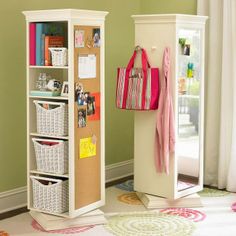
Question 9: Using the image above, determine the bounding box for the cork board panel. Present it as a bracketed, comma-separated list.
[74, 25, 101, 209]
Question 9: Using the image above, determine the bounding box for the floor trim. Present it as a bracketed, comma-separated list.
[105, 159, 134, 183]
[0, 159, 134, 215]
[0, 186, 27, 214]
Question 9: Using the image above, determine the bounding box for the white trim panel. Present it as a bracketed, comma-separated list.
[0, 160, 133, 214]
[0, 187, 27, 214]
[22, 9, 108, 22]
[132, 14, 208, 25]
[105, 159, 134, 183]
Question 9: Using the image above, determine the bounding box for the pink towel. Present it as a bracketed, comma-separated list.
[155, 47, 175, 174]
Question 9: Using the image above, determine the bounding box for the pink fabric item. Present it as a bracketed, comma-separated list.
[155, 47, 175, 174]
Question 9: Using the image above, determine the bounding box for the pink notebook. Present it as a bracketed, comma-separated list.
[29, 23, 36, 65]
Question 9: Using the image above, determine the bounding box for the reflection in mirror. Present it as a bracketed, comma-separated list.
[177, 29, 201, 191]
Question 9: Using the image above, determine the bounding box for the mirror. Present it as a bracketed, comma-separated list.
[177, 29, 201, 191]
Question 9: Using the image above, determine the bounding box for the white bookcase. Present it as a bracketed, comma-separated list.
[23, 9, 108, 218]
[132, 14, 208, 199]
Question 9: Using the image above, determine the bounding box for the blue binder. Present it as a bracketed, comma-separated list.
[36, 23, 49, 66]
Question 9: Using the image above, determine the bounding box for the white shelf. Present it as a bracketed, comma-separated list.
[24, 8, 107, 218]
[29, 95, 68, 100]
[30, 133, 69, 140]
[28, 207, 70, 218]
[29, 65, 68, 69]
[30, 170, 69, 178]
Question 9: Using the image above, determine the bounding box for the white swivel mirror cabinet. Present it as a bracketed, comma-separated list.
[133, 14, 208, 199]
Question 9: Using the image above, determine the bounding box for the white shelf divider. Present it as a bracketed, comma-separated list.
[30, 170, 69, 178]
[29, 65, 68, 69]
[29, 95, 68, 100]
[30, 133, 69, 140]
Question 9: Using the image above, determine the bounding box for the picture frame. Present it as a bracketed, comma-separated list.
[61, 81, 69, 97]
[183, 44, 190, 56]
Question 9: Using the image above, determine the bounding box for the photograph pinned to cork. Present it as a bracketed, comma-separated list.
[88, 92, 100, 121]
[78, 107, 87, 128]
[93, 28, 100, 48]
[87, 95, 95, 116]
[76, 91, 90, 106]
[74, 29, 85, 48]
[75, 82, 84, 101]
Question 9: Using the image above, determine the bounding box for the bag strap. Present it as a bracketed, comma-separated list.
[141, 49, 151, 109]
[126, 49, 151, 70]
[122, 48, 151, 109]
[126, 50, 137, 70]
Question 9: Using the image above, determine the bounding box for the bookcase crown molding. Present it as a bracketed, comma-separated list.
[132, 14, 208, 25]
[23, 9, 109, 22]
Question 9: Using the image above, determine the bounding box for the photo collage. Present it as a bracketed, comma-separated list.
[74, 27, 101, 128]
[75, 82, 99, 128]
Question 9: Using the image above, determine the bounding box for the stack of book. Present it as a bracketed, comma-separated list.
[29, 22, 65, 66]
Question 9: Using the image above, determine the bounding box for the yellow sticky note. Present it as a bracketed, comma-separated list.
[80, 137, 96, 159]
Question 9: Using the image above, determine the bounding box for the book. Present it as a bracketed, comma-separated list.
[45, 36, 64, 66]
[29, 23, 36, 65]
[46, 22, 65, 36]
[136, 192, 202, 209]
[41, 33, 45, 66]
[34, 22, 65, 66]
[36, 23, 48, 66]
[30, 209, 107, 231]
[30, 90, 61, 97]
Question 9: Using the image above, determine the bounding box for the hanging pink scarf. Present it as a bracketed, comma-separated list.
[155, 47, 175, 174]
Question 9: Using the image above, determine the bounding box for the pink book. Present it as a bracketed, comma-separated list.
[29, 23, 36, 65]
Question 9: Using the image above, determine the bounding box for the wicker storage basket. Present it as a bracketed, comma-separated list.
[32, 138, 68, 174]
[49, 47, 68, 66]
[34, 100, 68, 136]
[31, 175, 68, 213]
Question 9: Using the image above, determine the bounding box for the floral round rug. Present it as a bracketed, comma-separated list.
[160, 208, 206, 222]
[117, 192, 142, 205]
[105, 212, 195, 236]
[199, 187, 229, 197]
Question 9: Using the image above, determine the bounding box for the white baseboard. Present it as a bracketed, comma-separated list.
[0, 159, 134, 214]
[105, 159, 134, 183]
[0, 186, 27, 214]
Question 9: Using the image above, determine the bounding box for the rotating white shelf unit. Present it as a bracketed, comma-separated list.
[132, 14, 208, 199]
[23, 9, 108, 218]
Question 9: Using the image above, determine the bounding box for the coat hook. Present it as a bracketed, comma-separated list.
[135, 45, 142, 52]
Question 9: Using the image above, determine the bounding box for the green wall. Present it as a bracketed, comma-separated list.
[0, 0, 139, 192]
[141, 0, 197, 15]
[0, 0, 196, 192]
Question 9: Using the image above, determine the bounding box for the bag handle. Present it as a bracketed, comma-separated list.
[122, 48, 151, 109]
[126, 48, 151, 71]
